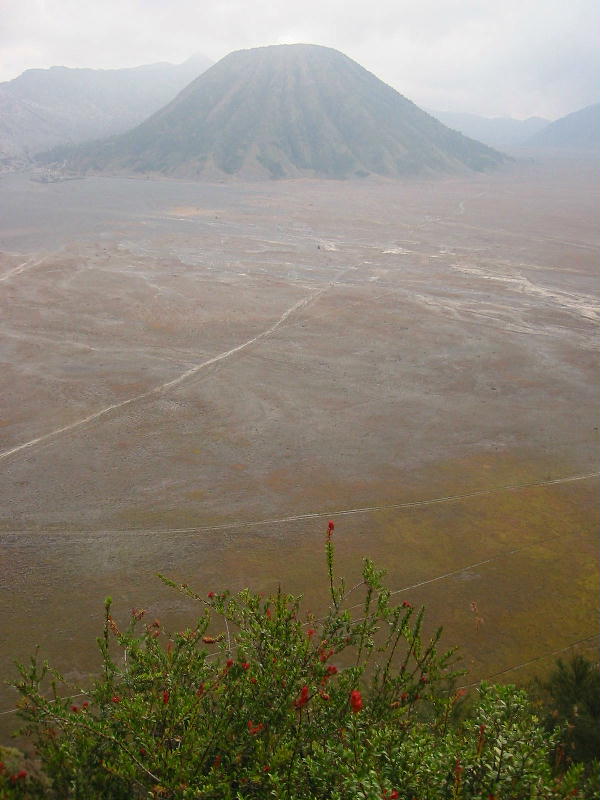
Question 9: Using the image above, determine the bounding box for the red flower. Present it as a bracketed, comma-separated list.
[241, 662, 250, 670]
[350, 690, 363, 713]
[163, 690, 170, 705]
[294, 685, 310, 709]
[326, 665, 338, 676]
[0, 762, 5, 774]
[307, 628, 316, 638]
[82, 701, 89, 709]
[207, 591, 215, 598]
[213, 755, 221, 768]
[111, 695, 121, 704]
[402, 600, 412, 608]
[265, 607, 272, 618]
[328, 520, 335, 532]
[225, 659, 234, 669]
[247, 720, 264, 735]
[319, 647, 335, 662]
[71, 705, 79, 713]
[420, 673, 428, 684]
[139, 748, 147, 756]
[400, 692, 409, 702]
[320, 691, 330, 700]
[250, 676, 257, 684]
[262, 764, 270, 772]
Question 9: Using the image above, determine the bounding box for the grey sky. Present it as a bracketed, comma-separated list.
[1, 0, 598, 119]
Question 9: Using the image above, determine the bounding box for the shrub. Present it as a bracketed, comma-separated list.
[4, 526, 597, 798]
[534, 654, 600, 767]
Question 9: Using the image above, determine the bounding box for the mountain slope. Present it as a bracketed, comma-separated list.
[429, 110, 550, 150]
[524, 103, 600, 151]
[0, 54, 212, 167]
[58, 44, 505, 179]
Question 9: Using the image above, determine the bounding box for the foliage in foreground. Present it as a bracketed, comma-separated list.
[533, 654, 600, 768]
[2, 529, 598, 799]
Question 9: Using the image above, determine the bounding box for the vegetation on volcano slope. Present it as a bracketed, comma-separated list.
[2, 528, 598, 799]
[51, 44, 505, 179]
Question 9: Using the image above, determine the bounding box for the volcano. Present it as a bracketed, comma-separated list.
[59, 44, 505, 179]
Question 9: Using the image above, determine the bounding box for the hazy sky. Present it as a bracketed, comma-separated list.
[1, 0, 598, 119]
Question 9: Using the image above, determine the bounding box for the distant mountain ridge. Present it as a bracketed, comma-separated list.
[0, 54, 212, 168]
[524, 103, 600, 151]
[429, 110, 550, 150]
[54, 44, 505, 180]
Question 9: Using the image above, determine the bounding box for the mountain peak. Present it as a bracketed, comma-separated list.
[61, 43, 504, 180]
[525, 102, 600, 151]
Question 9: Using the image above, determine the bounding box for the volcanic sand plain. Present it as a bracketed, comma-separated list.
[0, 159, 598, 736]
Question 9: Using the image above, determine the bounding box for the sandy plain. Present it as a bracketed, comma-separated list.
[0, 158, 598, 738]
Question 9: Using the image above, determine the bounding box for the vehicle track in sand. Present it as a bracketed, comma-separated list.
[0, 256, 47, 283]
[4, 471, 597, 537]
[0, 285, 330, 463]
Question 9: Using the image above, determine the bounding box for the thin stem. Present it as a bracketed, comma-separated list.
[326, 538, 338, 610]
[355, 587, 373, 667]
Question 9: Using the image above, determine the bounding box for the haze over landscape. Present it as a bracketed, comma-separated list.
[44, 45, 506, 180]
[0, 2, 598, 782]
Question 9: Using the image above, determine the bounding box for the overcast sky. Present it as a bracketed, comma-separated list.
[1, 0, 598, 119]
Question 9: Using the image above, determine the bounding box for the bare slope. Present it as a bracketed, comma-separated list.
[525, 103, 600, 151]
[429, 110, 550, 150]
[0, 54, 211, 168]
[60, 44, 504, 179]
